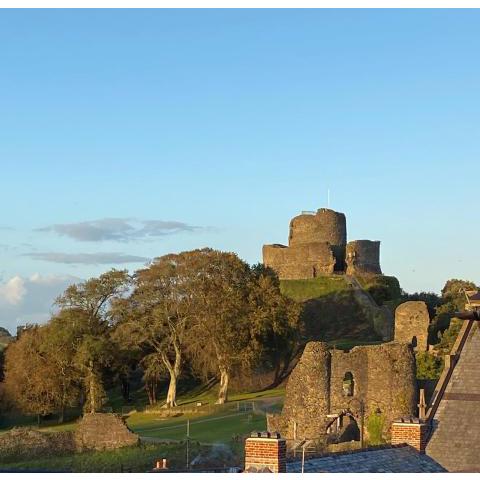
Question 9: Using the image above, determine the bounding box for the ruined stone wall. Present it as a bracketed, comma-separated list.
[289, 209, 347, 271]
[0, 428, 75, 463]
[346, 240, 382, 275]
[330, 343, 417, 437]
[262, 242, 336, 280]
[267, 342, 331, 439]
[269, 342, 416, 441]
[262, 208, 384, 279]
[74, 413, 139, 451]
[394, 301, 430, 352]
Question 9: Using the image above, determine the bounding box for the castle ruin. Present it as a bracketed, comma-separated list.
[263, 208, 382, 279]
[267, 341, 417, 442]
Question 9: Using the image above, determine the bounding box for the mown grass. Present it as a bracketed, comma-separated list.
[280, 276, 348, 302]
[130, 411, 267, 443]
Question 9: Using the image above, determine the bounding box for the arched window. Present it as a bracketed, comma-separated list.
[412, 336, 418, 348]
[342, 372, 354, 397]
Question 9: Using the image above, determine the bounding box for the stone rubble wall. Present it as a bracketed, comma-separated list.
[262, 242, 336, 279]
[263, 208, 382, 279]
[346, 240, 382, 275]
[74, 413, 139, 451]
[270, 341, 416, 441]
[0, 427, 75, 463]
[394, 301, 430, 352]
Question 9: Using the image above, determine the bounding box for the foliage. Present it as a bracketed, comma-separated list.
[54, 269, 131, 414]
[2, 326, 72, 420]
[355, 275, 402, 305]
[434, 318, 463, 356]
[366, 410, 385, 446]
[416, 352, 443, 380]
[401, 291, 442, 319]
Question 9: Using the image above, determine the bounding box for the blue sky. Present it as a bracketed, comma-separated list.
[1, 9, 479, 333]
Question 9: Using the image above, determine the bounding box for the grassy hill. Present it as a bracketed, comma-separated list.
[280, 274, 401, 346]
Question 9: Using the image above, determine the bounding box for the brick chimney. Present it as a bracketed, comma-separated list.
[244, 432, 287, 473]
[391, 417, 429, 453]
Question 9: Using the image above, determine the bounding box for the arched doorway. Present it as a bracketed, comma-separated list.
[326, 411, 360, 443]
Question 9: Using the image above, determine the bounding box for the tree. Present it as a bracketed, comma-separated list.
[416, 352, 443, 380]
[2, 326, 64, 424]
[430, 278, 479, 348]
[441, 279, 477, 311]
[112, 254, 196, 408]
[248, 264, 303, 387]
[182, 249, 253, 404]
[55, 269, 131, 413]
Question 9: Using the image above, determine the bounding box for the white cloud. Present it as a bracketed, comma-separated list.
[0, 273, 81, 336]
[0, 276, 26, 306]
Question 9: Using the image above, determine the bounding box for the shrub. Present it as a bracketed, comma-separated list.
[416, 352, 443, 380]
[366, 410, 385, 446]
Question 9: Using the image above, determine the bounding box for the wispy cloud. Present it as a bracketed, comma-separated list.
[24, 252, 150, 265]
[36, 218, 203, 242]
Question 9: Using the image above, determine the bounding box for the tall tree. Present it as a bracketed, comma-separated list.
[112, 254, 195, 408]
[184, 249, 255, 404]
[248, 264, 303, 387]
[55, 269, 131, 413]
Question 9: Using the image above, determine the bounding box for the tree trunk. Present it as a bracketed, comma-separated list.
[216, 366, 229, 404]
[160, 343, 181, 409]
[37, 414, 41, 427]
[59, 405, 65, 424]
[89, 366, 96, 414]
[145, 382, 153, 405]
[165, 373, 178, 408]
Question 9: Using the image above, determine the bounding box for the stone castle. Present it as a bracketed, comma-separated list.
[263, 208, 382, 279]
[268, 341, 417, 442]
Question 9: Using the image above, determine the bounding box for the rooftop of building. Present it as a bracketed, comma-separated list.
[287, 445, 446, 473]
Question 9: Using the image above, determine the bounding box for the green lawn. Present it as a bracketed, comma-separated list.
[1, 388, 283, 450]
[130, 410, 267, 443]
[280, 276, 348, 301]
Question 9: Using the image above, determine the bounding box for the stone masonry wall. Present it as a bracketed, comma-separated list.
[262, 242, 336, 279]
[263, 208, 383, 279]
[268, 342, 331, 439]
[346, 240, 382, 275]
[74, 413, 139, 451]
[330, 342, 417, 437]
[269, 341, 416, 441]
[394, 301, 430, 352]
[288, 209, 347, 271]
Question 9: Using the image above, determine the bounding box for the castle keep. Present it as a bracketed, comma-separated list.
[263, 208, 382, 279]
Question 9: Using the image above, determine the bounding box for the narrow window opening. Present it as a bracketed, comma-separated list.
[343, 372, 354, 397]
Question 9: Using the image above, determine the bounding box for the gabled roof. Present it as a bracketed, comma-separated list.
[467, 291, 480, 302]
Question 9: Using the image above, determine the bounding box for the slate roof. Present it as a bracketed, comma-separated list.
[287, 445, 446, 473]
[426, 321, 480, 472]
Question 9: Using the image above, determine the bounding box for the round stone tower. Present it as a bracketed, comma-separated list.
[288, 208, 347, 271]
[346, 240, 381, 275]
